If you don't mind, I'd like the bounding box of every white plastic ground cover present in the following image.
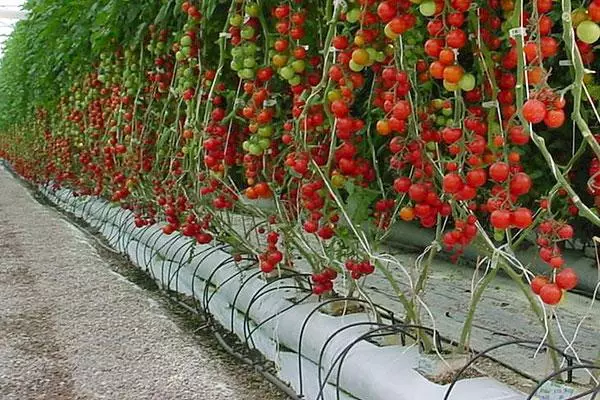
[38,183,528,400]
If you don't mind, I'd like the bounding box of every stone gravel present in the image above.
[0,166,287,400]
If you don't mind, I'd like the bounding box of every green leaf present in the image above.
[344,183,379,225]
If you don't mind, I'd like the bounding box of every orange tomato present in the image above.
[442,65,464,84]
[399,206,415,221]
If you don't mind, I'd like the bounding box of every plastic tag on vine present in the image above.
[333,0,348,12]
[482,100,498,108]
[509,27,527,38]
[531,381,574,400]
[234,98,245,108]
[219,32,231,39]
[559,60,573,67]
[263,99,277,107]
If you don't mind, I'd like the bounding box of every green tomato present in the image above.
[243,57,257,68]
[443,79,459,92]
[426,141,437,152]
[233,53,245,65]
[258,138,271,150]
[576,20,600,44]
[241,27,255,40]
[442,106,453,117]
[348,60,364,72]
[258,125,273,137]
[291,60,306,73]
[331,174,346,189]
[419,0,436,16]
[242,140,250,152]
[494,229,504,242]
[230,60,241,71]
[239,68,256,80]
[346,8,361,23]
[374,51,386,63]
[231,47,244,58]
[279,66,295,80]
[288,75,302,86]
[435,115,446,126]
[248,143,263,155]
[229,14,243,27]
[431,98,444,110]
[384,23,398,40]
[243,43,257,55]
[366,48,378,65]
[245,3,260,17]
[459,73,476,91]
[180,35,192,47]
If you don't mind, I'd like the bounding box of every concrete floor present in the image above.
[0,166,286,400]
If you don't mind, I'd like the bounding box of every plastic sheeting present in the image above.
[39,184,528,400]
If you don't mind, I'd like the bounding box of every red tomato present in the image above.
[540,283,562,305]
[523,99,547,124]
[544,109,565,128]
[489,162,510,183]
[556,268,578,290]
[531,276,549,295]
[511,207,532,229]
[490,209,511,229]
[510,172,532,196]
[443,173,464,194]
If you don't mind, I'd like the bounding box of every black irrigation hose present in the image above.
[211,328,302,400]
[526,365,600,400]
[230,270,265,332]
[202,256,256,313]
[319,324,438,400]
[161,236,193,291]
[8,162,600,400]
[243,286,313,350]
[243,275,313,349]
[444,339,577,400]
[158,288,300,399]
[315,321,419,398]
[296,297,397,396]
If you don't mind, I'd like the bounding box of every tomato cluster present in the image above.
[2,0,600,307]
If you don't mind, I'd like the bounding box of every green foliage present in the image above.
[0,0,165,130]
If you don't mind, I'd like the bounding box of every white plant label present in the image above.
[482,100,499,108]
[532,381,574,400]
[509,27,527,38]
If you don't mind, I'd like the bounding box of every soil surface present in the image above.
[0,166,287,400]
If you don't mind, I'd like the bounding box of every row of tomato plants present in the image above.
[0,0,599,357]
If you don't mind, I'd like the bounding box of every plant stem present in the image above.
[458,267,498,350]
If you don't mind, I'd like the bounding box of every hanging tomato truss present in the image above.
[1,0,600,394]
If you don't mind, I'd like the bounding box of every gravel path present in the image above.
[0,166,286,400]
